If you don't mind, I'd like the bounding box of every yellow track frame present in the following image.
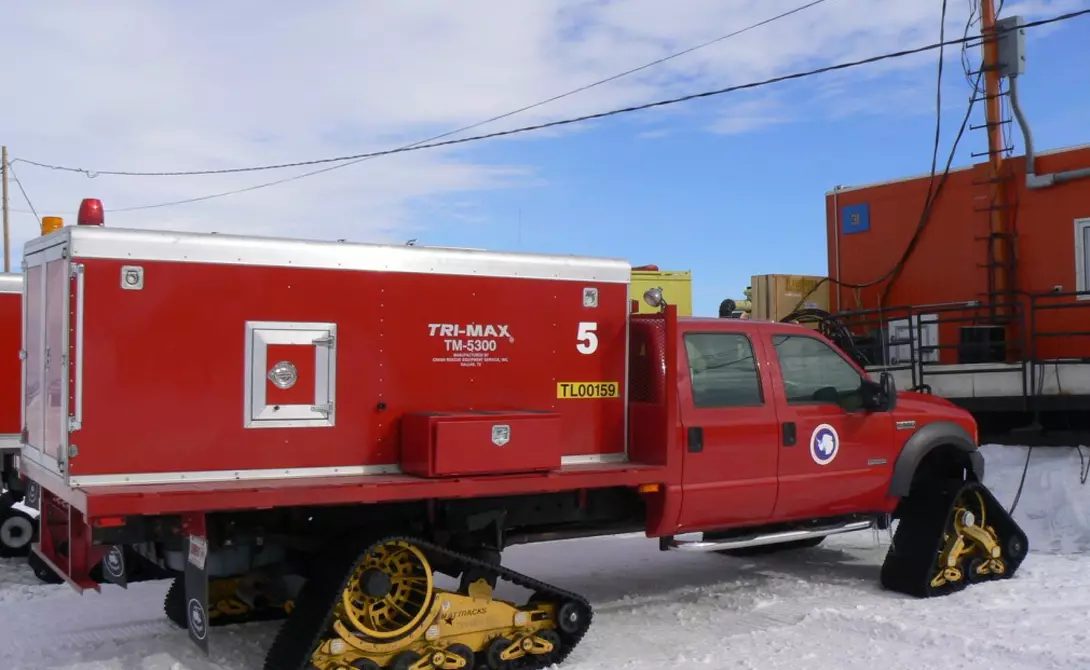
[309,540,563,670]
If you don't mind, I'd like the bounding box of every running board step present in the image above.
[661,519,875,552]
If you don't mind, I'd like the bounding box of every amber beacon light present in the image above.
[77,198,105,226]
[40,216,63,235]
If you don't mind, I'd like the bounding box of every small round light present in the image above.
[267,361,298,389]
[643,286,666,308]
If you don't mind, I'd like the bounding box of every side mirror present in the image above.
[861,372,897,412]
[880,371,897,411]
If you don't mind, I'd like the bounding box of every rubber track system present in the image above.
[263,534,593,670]
[879,479,1029,598]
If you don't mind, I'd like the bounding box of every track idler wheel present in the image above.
[265,536,592,670]
[880,479,1029,598]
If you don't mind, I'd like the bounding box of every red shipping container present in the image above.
[826,143,1090,362]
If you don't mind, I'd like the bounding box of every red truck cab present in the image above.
[627,309,984,550]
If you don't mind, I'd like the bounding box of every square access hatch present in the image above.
[243,320,337,429]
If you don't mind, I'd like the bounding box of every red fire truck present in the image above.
[18,199,1026,670]
[0,271,36,558]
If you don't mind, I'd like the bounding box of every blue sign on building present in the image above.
[841,203,870,235]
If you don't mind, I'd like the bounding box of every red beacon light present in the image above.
[77,198,105,226]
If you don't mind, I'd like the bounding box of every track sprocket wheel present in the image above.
[340,540,435,640]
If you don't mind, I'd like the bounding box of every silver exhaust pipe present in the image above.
[664,519,875,552]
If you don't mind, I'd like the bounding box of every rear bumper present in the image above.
[0,434,19,455]
[31,488,105,593]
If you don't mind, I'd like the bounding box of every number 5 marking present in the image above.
[577,322,598,355]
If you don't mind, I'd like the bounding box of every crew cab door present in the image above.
[675,326,779,532]
[765,329,895,519]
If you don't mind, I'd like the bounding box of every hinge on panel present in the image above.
[69,444,79,459]
[310,402,334,417]
[18,349,26,360]
[68,417,82,432]
[312,334,335,348]
[69,262,83,280]
[20,427,28,445]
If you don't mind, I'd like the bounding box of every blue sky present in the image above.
[412,9,1090,315]
[4,1,1088,317]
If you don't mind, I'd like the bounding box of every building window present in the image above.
[684,332,763,408]
[771,334,864,407]
[1077,218,1090,300]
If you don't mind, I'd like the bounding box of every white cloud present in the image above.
[707,96,792,135]
[1,0,1080,265]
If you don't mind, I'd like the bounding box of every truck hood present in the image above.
[895,390,971,421]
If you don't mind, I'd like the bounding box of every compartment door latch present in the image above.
[311,402,334,417]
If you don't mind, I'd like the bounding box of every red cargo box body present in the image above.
[19,226,632,492]
[0,273,21,454]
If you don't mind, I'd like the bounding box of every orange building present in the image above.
[823,143,1090,431]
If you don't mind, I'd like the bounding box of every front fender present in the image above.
[887,421,982,497]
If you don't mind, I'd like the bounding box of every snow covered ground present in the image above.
[2,443,1089,670]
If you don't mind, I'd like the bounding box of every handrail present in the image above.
[824,289,1090,410]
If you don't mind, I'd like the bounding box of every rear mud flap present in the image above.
[880,479,1029,598]
[23,479,41,510]
[185,533,211,654]
[100,545,128,588]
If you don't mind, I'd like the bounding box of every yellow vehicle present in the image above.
[630,266,692,316]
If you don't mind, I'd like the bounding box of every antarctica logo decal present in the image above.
[188,598,208,641]
[104,546,125,581]
[810,423,839,466]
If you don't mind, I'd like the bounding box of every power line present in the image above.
[791,0,988,311]
[6,160,41,225]
[21,6,1090,215]
[878,0,950,305]
[16,0,833,181]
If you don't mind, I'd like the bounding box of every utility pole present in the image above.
[2,146,9,273]
[980,0,1013,318]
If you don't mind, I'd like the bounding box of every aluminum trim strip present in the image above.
[0,272,21,294]
[825,141,1090,196]
[70,456,630,487]
[0,435,20,453]
[72,263,85,428]
[21,232,69,261]
[68,463,403,488]
[49,226,631,283]
[824,164,974,196]
[560,453,628,465]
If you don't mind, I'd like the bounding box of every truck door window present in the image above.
[684,333,763,407]
[771,334,864,407]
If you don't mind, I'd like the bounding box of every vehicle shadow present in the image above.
[495,532,898,610]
